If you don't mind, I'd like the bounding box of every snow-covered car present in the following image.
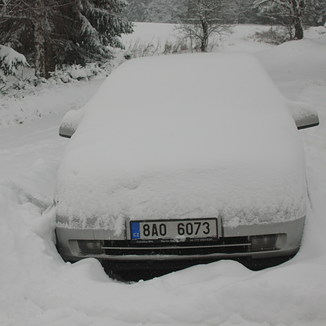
[55,53,318,273]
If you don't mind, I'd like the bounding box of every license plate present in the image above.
[130,218,218,240]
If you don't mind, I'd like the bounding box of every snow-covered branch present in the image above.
[254,0,306,39]
[0,44,28,75]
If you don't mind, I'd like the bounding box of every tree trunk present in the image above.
[294,17,304,39]
[34,0,47,78]
[291,0,305,40]
[200,18,208,52]
[34,20,45,78]
[45,41,55,78]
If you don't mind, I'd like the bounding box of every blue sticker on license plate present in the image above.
[131,222,141,239]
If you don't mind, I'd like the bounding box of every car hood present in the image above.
[55,53,307,233]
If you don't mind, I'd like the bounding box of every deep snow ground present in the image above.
[0,24,326,326]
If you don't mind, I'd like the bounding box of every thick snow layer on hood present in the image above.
[56,53,306,230]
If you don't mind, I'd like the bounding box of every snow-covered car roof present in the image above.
[56,53,306,232]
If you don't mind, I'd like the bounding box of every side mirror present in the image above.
[59,109,85,138]
[287,100,319,130]
[294,111,319,130]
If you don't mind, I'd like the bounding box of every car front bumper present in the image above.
[55,216,305,267]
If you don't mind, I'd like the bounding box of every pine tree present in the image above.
[0,0,52,77]
[146,0,187,23]
[304,0,326,26]
[0,0,133,78]
[69,0,133,61]
[124,0,187,23]
[123,0,152,22]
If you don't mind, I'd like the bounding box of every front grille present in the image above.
[101,237,253,256]
[75,234,282,257]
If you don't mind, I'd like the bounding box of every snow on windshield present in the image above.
[56,53,306,231]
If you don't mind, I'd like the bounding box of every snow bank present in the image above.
[2,176,326,326]
[219,25,274,53]
[255,37,326,99]
[56,53,306,230]
[0,79,103,126]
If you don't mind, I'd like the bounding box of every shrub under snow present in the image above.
[0,45,28,76]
